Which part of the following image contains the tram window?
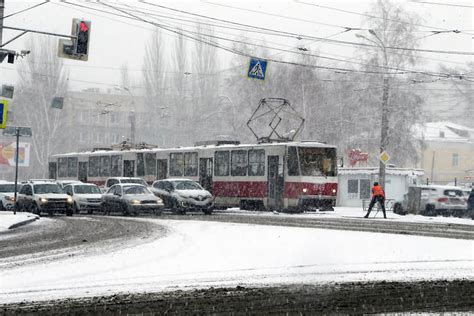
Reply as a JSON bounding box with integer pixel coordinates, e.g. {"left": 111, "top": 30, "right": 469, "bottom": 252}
{"left": 88, "top": 156, "right": 100, "bottom": 177}
{"left": 184, "top": 152, "right": 198, "bottom": 176}
{"left": 111, "top": 155, "right": 122, "bottom": 177}
{"left": 99, "top": 156, "right": 111, "bottom": 177}
{"left": 137, "top": 153, "right": 145, "bottom": 177}
{"left": 248, "top": 149, "right": 265, "bottom": 176}
{"left": 58, "top": 158, "right": 68, "bottom": 177}
{"left": 287, "top": 147, "right": 299, "bottom": 176}
{"left": 145, "top": 153, "right": 156, "bottom": 176}
{"left": 231, "top": 150, "right": 248, "bottom": 176}
{"left": 299, "top": 147, "right": 337, "bottom": 177}
{"left": 215, "top": 151, "right": 229, "bottom": 176}
{"left": 170, "top": 153, "right": 184, "bottom": 176}
{"left": 67, "top": 157, "right": 78, "bottom": 177}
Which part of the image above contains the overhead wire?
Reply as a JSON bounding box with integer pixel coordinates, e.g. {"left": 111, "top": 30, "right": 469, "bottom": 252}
{"left": 0, "top": 1, "right": 49, "bottom": 20}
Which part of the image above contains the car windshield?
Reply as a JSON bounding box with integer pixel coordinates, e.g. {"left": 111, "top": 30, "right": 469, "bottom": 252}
{"left": 123, "top": 186, "right": 150, "bottom": 195}
{"left": 444, "top": 189, "right": 463, "bottom": 197}
{"left": 34, "top": 184, "right": 63, "bottom": 194}
{"left": 121, "top": 179, "right": 147, "bottom": 186}
{"left": 74, "top": 185, "right": 101, "bottom": 194}
{"left": 0, "top": 184, "right": 15, "bottom": 193}
{"left": 173, "top": 181, "right": 202, "bottom": 190}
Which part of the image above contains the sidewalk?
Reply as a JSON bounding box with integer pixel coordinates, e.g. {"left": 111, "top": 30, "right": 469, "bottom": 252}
{"left": 0, "top": 211, "right": 39, "bottom": 231}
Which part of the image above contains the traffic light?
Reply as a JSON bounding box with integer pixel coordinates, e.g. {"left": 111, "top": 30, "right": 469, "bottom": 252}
{"left": 74, "top": 20, "right": 90, "bottom": 55}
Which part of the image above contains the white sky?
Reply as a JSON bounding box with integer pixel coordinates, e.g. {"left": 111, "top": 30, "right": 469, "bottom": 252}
{"left": 0, "top": 0, "right": 472, "bottom": 92}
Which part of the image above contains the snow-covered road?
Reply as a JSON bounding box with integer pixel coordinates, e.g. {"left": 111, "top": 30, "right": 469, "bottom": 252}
{"left": 0, "top": 218, "right": 472, "bottom": 304}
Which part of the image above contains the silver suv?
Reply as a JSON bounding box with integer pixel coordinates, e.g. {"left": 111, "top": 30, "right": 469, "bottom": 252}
{"left": 16, "top": 181, "right": 74, "bottom": 216}
{"left": 0, "top": 181, "right": 17, "bottom": 211}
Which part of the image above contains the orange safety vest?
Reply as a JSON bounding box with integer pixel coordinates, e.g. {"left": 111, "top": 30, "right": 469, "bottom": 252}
{"left": 372, "top": 185, "right": 385, "bottom": 197}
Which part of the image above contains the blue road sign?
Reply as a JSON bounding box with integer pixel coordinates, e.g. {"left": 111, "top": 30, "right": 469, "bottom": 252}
{"left": 248, "top": 58, "right": 268, "bottom": 80}
{"left": 0, "top": 100, "right": 8, "bottom": 129}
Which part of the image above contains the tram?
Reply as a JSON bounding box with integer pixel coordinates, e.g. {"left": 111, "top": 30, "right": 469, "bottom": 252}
{"left": 49, "top": 140, "right": 338, "bottom": 212}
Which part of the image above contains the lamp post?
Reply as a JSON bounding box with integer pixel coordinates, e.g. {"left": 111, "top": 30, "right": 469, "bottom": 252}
{"left": 356, "top": 31, "right": 390, "bottom": 190}
{"left": 115, "top": 85, "right": 136, "bottom": 143}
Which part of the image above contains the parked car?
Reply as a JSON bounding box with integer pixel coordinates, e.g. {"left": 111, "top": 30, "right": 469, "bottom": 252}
{"left": 103, "top": 177, "right": 149, "bottom": 192}
{"left": 16, "top": 181, "right": 73, "bottom": 216}
{"left": 63, "top": 183, "right": 102, "bottom": 214}
{"left": 56, "top": 180, "right": 83, "bottom": 190}
{"left": 0, "top": 182, "right": 16, "bottom": 211}
{"left": 394, "top": 185, "right": 467, "bottom": 217}
{"left": 101, "top": 183, "right": 163, "bottom": 216}
{"left": 150, "top": 178, "right": 214, "bottom": 215}
{"left": 468, "top": 189, "right": 474, "bottom": 211}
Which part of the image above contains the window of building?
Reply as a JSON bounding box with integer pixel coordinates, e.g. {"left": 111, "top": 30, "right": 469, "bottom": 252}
{"left": 348, "top": 179, "right": 358, "bottom": 194}
{"left": 215, "top": 151, "right": 230, "bottom": 176}
{"left": 99, "top": 156, "right": 111, "bottom": 177}
{"left": 67, "top": 157, "right": 78, "bottom": 177}
{"left": 88, "top": 156, "right": 100, "bottom": 177}
{"left": 248, "top": 149, "right": 265, "bottom": 176}
{"left": 111, "top": 155, "right": 122, "bottom": 176}
{"left": 58, "top": 158, "right": 68, "bottom": 177}
{"left": 184, "top": 152, "right": 198, "bottom": 176}
{"left": 231, "top": 150, "right": 248, "bottom": 176}
{"left": 170, "top": 153, "right": 184, "bottom": 176}
{"left": 359, "top": 179, "right": 371, "bottom": 199}
{"left": 452, "top": 153, "right": 459, "bottom": 167}
{"left": 110, "top": 112, "right": 120, "bottom": 124}
{"left": 79, "top": 131, "right": 87, "bottom": 143}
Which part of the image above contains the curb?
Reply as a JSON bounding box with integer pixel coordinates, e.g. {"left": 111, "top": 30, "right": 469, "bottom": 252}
{"left": 8, "top": 215, "right": 40, "bottom": 230}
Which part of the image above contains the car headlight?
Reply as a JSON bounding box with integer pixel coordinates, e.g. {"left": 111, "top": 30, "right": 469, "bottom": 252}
{"left": 67, "top": 197, "right": 73, "bottom": 204}
{"left": 5, "top": 196, "right": 15, "bottom": 201}
{"left": 131, "top": 199, "right": 140, "bottom": 205}
{"left": 40, "top": 197, "right": 48, "bottom": 203}
{"left": 156, "top": 197, "right": 163, "bottom": 203}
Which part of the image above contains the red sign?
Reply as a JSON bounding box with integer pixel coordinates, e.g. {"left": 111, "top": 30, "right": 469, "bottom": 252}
{"left": 348, "top": 149, "right": 369, "bottom": 167}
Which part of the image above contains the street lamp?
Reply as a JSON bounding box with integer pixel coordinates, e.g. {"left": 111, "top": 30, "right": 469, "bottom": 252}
{"left": 356, "top": 31, "right": 390, "bottom": 190}
{"left": 114, "top": 85, "right": 136, "bottom": 143}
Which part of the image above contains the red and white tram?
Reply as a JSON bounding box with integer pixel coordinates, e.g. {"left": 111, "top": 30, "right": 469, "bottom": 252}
{"left": 49, "top": 140, "right": 338, "bottom": 212}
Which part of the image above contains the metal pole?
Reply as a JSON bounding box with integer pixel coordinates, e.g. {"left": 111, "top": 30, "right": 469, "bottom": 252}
{"left": 0, "top": 0, "right": 4, "bottom": 46}
{"left": 379, "top": 77, "right": 389, "bottom": 189}
{"left": 13, "top": 127, "right": 19, "bottom": 215}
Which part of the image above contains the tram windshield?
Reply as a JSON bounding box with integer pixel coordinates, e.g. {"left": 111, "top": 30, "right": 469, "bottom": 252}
{"left": 293, "top": 147, "right": 337, "bottom": 177}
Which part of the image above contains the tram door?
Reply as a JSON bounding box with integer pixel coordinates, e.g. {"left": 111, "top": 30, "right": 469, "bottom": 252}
{"left": 123, "top": 160, "right": 135, "bottom": 177}
{"left": 48, "top": 162, "right": 57, "bottom": 179}
{"left": 156, "top": 159, "right": 168, "bottom": 180}
{"left": 267, "top": 155, "right": 284, "bottom": 210}
{"left": 78, "top": 162, "right": 88, "bottom": 182}
{"left": 199, "top": 158, "right": 213, "bottom": 193}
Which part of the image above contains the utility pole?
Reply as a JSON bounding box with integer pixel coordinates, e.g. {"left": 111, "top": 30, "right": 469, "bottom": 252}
{"left": 0, "top": 0, "right": 4, "bottom": 46}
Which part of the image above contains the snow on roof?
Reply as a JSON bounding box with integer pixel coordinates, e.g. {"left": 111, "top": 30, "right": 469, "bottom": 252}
{"left": 339, "top": 167, "right": 424, "bottom": 176}
{"left": 413, "top": 121, "right": 474, "bottom": 143}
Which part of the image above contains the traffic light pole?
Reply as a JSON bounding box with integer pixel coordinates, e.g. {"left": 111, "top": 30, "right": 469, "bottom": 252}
{"left": 13, "top": 127, "right": 19, "bottom": 215}
{"left": 0, "top": 0, "right": 4, "bottom": 46}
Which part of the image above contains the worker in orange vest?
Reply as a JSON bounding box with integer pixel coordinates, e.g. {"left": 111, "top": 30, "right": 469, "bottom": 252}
{"left": 364, "top": 182, "right": 387, "bottom": 218}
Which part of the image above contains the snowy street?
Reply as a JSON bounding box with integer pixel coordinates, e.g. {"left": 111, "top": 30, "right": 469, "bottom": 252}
{"left": 0, "top": 209, "right": 472, "bottom": 305}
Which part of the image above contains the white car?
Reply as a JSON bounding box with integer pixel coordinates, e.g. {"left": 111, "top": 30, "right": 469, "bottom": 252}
{"left": 102, "top": 183, "right": 163, "bottom": 216}
{"left": 63, "top": 183, "right": 102, "bottom": 214}
{"left": 56, "top": 180, "right": 83, "bottom": 190}
{"left": 0, "top": 182, "right": 17, "bottom": 211}
{"left": 150, "top": 178, "right": 214, "bottom": 215}
{"left": 103, "top": 177, "right": 149, "bottom": 192}
{"left": 16, "top": 181, "right": 73, "bottom": 216}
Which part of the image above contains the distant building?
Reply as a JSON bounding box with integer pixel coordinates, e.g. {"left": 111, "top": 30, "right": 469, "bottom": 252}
{"left": 337, "top": 167, "right": 424, "bottom": 207}
{"left": 413, "top": 121, "right": 474, "bottom": 186}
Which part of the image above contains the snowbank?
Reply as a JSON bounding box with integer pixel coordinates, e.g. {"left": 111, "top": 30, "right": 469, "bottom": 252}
{"left": 0, "top": 212, "right": 39, "bottom": 231}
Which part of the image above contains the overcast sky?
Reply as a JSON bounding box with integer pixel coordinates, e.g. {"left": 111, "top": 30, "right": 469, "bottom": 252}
{"left": 0, "top": 0, "right": 472, "bottom": 92}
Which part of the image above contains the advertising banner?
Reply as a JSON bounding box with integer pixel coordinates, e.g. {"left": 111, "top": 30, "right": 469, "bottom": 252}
{"left": 0, "top": 142, "right": 30, "bottom": 167}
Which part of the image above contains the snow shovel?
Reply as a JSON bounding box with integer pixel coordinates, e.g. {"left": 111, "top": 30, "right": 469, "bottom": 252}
{"left": 373, "top": 206, "right": 380, "bottom": 218}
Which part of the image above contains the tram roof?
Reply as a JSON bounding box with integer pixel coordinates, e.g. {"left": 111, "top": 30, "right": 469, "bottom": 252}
{"left": 51, "top": 141, "right": 336, "bottom": 158}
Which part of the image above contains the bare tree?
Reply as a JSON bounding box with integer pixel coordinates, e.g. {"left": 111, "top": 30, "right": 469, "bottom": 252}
{"left": 14, "top": 36, "right": 69, "bottom": 178}
{"left": 141, "top": 28, "right": 167, "bottom": 145}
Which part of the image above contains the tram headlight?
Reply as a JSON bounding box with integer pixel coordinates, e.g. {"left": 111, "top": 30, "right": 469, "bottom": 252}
{"left": 302, "top": 188, "right": 308, "bottom": 193}
{"left": 332, "top": 189, "right": 337, "bottom": 193}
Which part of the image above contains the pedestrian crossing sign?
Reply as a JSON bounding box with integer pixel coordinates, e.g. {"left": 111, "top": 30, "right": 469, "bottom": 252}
{"left": 0, "top": 100, "right": 8, "bottom": 129}
{"left": 248, "top": 57, "right": 267, "bottom": 80}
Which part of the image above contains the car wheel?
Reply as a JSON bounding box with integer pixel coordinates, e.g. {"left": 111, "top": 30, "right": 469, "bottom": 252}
{"left": 393, "top": 203, "right": 404, "bottom": 215}
{"left": 101, "top": 203, "right": 109, "bottom": 215}
{"left": 122, "top": 203, "right": 129, "bottom": 216}
{"left": 31, "top": 203, "right": 40, "bottom": 216}
{"left": 171, "top": 199, "right": 183, "bottom": 215}
{"left": 424, "top": 204, "right": 435, "bottom": 216}
{"left": 72, "top": 202, "right": 79, "bottom": 214}
{"left": 66, "top": 207, "right": 73, "bottom": 217}
{"left": 0, "top": 201, "right": 4, "bottom": 211}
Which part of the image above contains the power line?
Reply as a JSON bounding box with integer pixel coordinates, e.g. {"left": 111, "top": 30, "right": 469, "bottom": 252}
{"left": 295, "top": 0, "right": 474, "bottom": 36}
{"left": 1, "top": 1, "right": 49, "bottom": 20}
{"left": 408, "top": 1, "right": 474, "bottom": 9}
